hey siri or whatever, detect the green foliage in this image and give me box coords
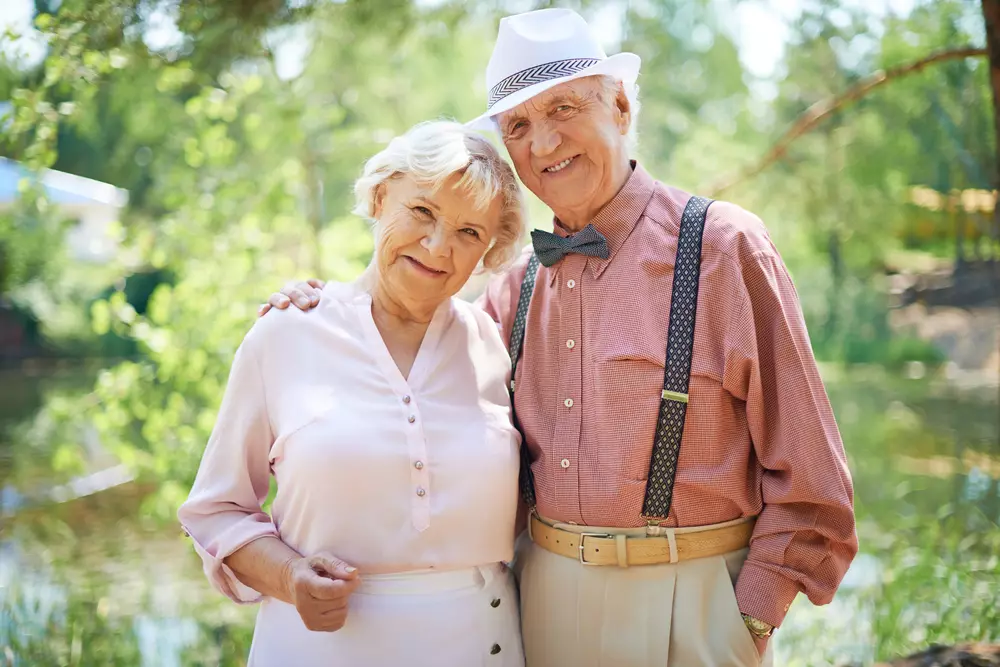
[0,0,997,662]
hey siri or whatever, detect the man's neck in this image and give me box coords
[552,157,632,233]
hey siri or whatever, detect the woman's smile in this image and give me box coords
[403,255,447,277]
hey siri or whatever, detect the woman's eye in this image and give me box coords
[554,105,573,113]
[413,206,433,216]
[461,228,481,239]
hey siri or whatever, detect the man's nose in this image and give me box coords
[529,121,562,158]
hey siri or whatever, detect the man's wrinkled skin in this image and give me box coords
[256,75,772,659]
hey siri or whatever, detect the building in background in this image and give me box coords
[0,155,129,263]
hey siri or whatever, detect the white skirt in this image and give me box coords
[247,563,524,667]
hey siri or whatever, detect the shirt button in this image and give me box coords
[408,415,416,424]
[566,339,575,349]
[403,395,411,404]
[416,487,426,497]
[414,460,424,470]
[564,398,573,408]
[560,458,570,468]
[567,279,576,289]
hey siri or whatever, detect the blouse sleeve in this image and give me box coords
[177,333,278,604]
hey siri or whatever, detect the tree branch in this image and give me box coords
[705,47,989,198]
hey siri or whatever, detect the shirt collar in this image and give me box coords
[547,160,656,285]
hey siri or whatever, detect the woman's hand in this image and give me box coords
[284,553,360,632]
[258,279,326,317]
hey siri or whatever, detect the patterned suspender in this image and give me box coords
[507,196,713,518]
[640,195,712,520]
[508,253,541,509]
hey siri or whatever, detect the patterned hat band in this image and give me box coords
[487,57,602,110]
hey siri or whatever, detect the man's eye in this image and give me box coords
[554,105,573,113]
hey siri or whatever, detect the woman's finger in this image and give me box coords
[309,553,359,581]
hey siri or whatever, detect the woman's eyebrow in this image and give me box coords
[413,196,441,211]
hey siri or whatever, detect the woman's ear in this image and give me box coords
[372,183,387,219]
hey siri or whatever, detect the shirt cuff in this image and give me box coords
[184,522,278,604]
[734,561,801,628]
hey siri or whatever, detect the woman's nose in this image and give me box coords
[422,225,450,256]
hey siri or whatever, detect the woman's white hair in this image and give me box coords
[354,120,526,270]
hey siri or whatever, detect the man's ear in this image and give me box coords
[615,84,631,135]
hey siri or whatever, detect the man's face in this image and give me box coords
[497,76,630,216]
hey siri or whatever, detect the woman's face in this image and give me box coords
[373,172,503,309]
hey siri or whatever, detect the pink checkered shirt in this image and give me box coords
[477,162,857,628]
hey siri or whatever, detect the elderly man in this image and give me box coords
[263,8,857,666]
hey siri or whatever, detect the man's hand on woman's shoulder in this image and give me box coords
[258,278,326,317]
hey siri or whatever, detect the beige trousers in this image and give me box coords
[513,517,774,667]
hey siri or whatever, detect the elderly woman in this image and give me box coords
[178,120,527,667]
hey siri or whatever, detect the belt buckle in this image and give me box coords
[578,532,612,565]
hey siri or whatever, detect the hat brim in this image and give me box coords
[465,52,641,132]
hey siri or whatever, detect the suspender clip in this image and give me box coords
[661,390,689,404]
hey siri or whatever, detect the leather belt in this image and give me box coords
[529,515,755,567]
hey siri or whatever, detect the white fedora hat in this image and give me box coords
[466,8,641,131]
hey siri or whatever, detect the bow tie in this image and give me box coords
[530,224,610,268]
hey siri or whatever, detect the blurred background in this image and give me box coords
[0,0,997,665]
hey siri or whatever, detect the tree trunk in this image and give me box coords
[984,0,1000,235]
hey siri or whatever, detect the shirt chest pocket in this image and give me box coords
[592,342,665,481]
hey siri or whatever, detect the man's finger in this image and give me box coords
[283,289,313,310]
[295,282,321,306]
[267,293,291,309]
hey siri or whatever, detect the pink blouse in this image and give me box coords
[178,281,521,603]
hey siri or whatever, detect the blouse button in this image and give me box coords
[567,279,576,289]
[416,487,426,497]
[560,458,570,469]
[403,395,411,404]
[414,460,424,470]
[490,644,501,655]
[566,339,575,349]
[490,598,501,608]
[563,398,573,408]
[408,415,416,424]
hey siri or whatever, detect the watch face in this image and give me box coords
[742,615,773,636]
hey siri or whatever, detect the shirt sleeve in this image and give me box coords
[727,249,858,628]
[177,333,279,604]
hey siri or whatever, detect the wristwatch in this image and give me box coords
[740,613,774,639]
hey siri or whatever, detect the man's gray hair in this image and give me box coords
[354,120,527,270]
[597,75,641,151]
[490,74,641,150]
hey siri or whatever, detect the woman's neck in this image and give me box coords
[370,281,440,329]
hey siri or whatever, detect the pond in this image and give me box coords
[1,362,998,666]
